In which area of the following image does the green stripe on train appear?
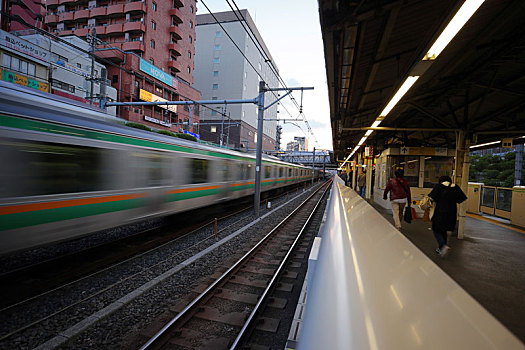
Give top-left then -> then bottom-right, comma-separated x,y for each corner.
0,198 -> 144,231
1,115 -> 309,169
165,188 -> 221,201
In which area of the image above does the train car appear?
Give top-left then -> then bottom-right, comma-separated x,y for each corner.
0,82 -> 320,255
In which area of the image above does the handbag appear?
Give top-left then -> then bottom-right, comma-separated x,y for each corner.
403,205 -> 412,223
411,207 -> 417,221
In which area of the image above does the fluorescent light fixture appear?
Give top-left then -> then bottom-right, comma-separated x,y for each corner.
358,137 -> 367,146
379,76 -> 420,117
423,0 -> 485,60
470,140 -> 500,149
365,130 -> 373,137
371,120 -> 382,128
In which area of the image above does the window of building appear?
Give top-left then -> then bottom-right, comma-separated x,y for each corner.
213,71 -> 219,77
187,66 -> 191,73
214,44 -> 220,50
212,97 -> 217,100
189,20 -> 193,28
215,31 -> 221,37
189,35 -> 192,43
151,21 -> 156,30
211,110 -> 217,116
155,86 -> 162,94
76,63 -> 81,68
190,5 -> 194,13
212,84 -> 218,90
112,75 -> 118,83
150,40 -> 155,48
213,58 -> 220,64
19,60 -> 28,74
28,63 -> 35,76
150,58 -> 154,64
187,51 -> 191,58
152,2 -> 157,11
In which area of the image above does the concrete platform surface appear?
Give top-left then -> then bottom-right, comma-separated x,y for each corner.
370,200 -> 525,344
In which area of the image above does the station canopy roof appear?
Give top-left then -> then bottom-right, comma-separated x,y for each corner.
318,0 -> 525,160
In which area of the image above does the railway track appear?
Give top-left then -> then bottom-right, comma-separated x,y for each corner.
0,182 -> 324,349
140,179 -> 331,349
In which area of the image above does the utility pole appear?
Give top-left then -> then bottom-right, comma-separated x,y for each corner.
312,147 -> 315,185
254,81 -> 265,218
89,28 -> 96,106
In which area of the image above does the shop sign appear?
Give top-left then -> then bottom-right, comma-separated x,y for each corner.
144,115 -> 172,127
0,30 -> 49,63
139,58 -> 177,89
139,88 -> 177,113
1,68 -> 49,92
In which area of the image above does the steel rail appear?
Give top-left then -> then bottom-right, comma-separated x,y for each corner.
139,179 -> 330,350
230,179 -> 332,349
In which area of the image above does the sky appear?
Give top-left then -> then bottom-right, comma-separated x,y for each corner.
196,0 -> 332,151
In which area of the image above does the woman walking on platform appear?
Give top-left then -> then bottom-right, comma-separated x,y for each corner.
428,175 -> 467,257
383,170 -> 411,230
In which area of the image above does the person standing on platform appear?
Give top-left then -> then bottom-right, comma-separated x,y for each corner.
357,170 -> 366,197
340,170 -> 348,186
383,170 -> 411,230
428,175 -> 467,257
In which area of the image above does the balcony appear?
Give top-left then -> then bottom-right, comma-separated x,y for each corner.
124,2 -> 146,14
59,12 -> 74,22
46,0 -> 60,6
96,44 -> 125,62
46,14 -> 58,24
59,30 -> 74,36
74,9 -> 90,20
169,25 -> 182,40
123,21 -> 145,33
122,41 -> 144,52
173,0 -> 183,8
60,0 -> 76,4
74,28 -> 89,37
168,43 -> 181,56
107,4 -> 124,16
94,26 -> 107,35
168,60 -> 180,73
106,23 -> 124,34
169,8 -> 182,24
90,7 -> 107,17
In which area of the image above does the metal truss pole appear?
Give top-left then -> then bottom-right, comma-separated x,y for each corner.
254,81 -> 266,218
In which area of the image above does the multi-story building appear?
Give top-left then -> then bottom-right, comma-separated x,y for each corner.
194,9 -> 279,151
294,136 -> 308,151
1,29 -> 116,113
1,0 -> 46,32
44,0 -> 201,134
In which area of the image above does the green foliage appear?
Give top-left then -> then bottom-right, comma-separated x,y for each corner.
156,130 -> 177,137
125,122 -> 151,132
175,133 -> 197,142
469,152 -> 522,187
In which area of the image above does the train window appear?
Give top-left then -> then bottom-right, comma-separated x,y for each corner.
190,158 -> 209,183
248,164 -> 254,179
279,167 -> 283,177
288,168 -> 292,177
0,140 -> 104,196
264,166 -> 271,179
218,161 -> 231,181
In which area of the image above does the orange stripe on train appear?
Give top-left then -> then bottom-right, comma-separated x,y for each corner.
0,193 -> 146,215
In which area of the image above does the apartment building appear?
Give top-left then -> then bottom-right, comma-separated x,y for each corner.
44,0 -> 201,133
194,9 -> 279,151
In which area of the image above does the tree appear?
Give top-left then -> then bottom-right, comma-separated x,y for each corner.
469,151 -> 523,187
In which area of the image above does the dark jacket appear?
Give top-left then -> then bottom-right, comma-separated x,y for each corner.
383,177 -> 411,203
428,182 -> 467,231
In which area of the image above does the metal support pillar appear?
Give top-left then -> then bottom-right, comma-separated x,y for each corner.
254,81 -> 265,218
516,144 -> 523,186
89,28 -> 95,106
312,147 -> 315,185
365,156 -> 372,199
454,130 -> 470,239
352,159 -> 357,190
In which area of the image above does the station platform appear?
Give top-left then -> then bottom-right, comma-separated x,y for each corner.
369,199 -> 525,343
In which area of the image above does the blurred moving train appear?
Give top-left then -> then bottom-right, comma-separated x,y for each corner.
0,81 -> 322,255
